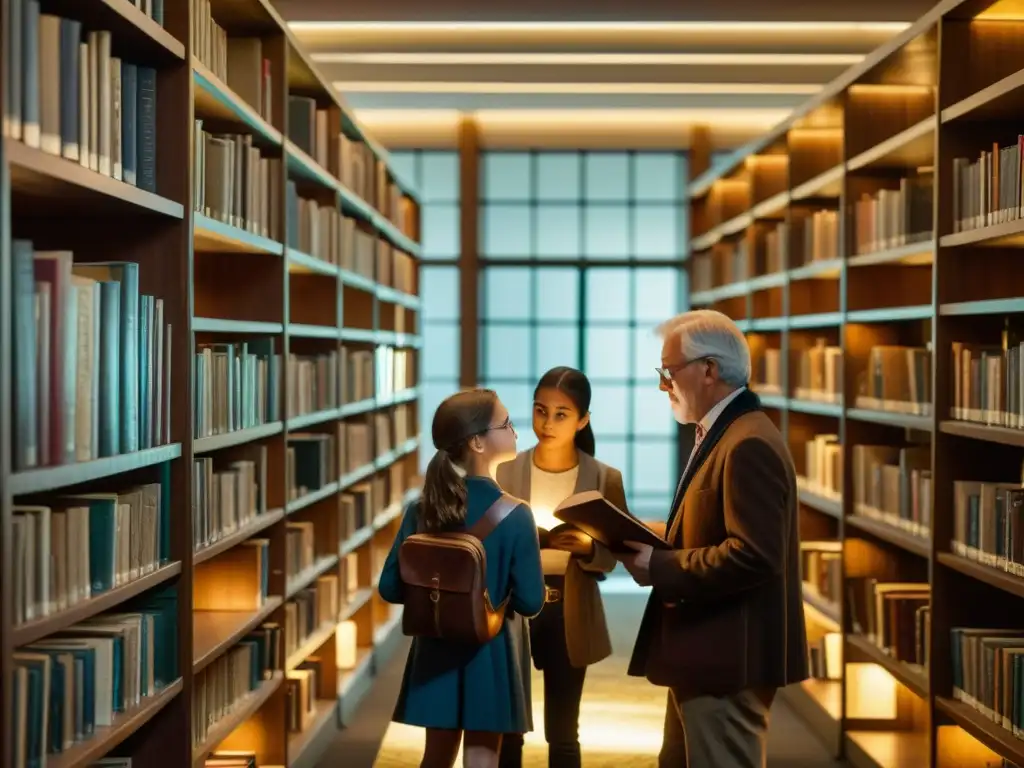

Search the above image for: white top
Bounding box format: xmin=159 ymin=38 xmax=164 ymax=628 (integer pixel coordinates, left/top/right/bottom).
xmin=529 ymin=462 xmax=579 ymax=575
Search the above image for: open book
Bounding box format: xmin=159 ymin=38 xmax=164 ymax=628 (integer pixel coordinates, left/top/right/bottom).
xmin=541 ymin=490 xmax=670 ymax=554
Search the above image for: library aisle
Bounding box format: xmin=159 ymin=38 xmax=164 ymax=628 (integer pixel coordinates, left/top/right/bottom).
xmin=321 ymin=583 xmax=844 ymax=768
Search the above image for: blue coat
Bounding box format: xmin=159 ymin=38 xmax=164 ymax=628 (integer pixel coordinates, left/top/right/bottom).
xmin=378 ymin=476 xmax=546 ymax=733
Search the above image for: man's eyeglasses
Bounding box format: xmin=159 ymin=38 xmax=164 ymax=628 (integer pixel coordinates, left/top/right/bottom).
xmin=656 ymin=356 xmax=713 ymax=382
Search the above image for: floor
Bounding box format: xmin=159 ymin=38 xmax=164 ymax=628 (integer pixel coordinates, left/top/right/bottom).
xmin=319 ymin=578 xmax=846 ymax=768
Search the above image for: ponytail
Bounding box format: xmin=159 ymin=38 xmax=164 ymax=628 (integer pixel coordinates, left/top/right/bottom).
xmin=420 ymin=450 xmax=468 ymax=532
xmin=574 ymin=422 xmax=596 ymax=457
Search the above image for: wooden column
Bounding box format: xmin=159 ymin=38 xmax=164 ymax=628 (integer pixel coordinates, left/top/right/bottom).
xmin=458 ymin=116 xmax=481 ymax=388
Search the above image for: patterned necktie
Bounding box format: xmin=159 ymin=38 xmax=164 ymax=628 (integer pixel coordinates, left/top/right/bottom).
xmin=694 ymin=423 xmax=706 ymax=449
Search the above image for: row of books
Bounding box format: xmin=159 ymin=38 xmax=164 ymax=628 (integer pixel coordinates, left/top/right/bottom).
xmin=850 ymin=175 xmax=933 ymax=256
xmin=288 ymin=96 xmax=416 ymax=241
xmin=192 ymin=447 xmax=268 ymax=554
xmin=192 ymin=0 xmax=272 ymax=122
xmin=852 ymin=444 xmax=933 ymax=538
xmin=192 ymin=624 xmax=280 ymax=748
xmin=13 ymin=588 xmax=178 ymax=765
xmin=793 ymin=340 xmax=842 ymax=403
xmin=12 ymin=246 xmax=172 ymax=470
xmin=792 ymin=208 xmax=840 ymax=265
xmin=380 ymin=248 xmax=417 ymax=296
xmin=376 ymin=347 xmax=415 ymax=399
xmin=807 ymin=632 xmax=841 ymax=681
xmin=194 ymin=339 xmax=281 ymax=440
xmin=287 ymin=434 xmax=335 ymax=501
xmin=339 ymin=552 xmax=361 ymax=611
xmin=194 ymin=123 xmax=282 ymax=241
xmin=288 ymin=96 xmax=332 ymax=177
xmin=286 ymin=181 xmax=381 ymax=279
xmin=952 ymin=627 xmax=1024 ymax=741
xmin=286 ymin=348 xmax=376 ymax=418
xmin=848 ymin=578 xmax=930 ymax=667
xmin=952 ymin=480 xmax=1024 ymax=577
xmin=287 ymin=658 xmax=323 ymax=735
xmin=951 ymin=141 xmax=1024 ymax=234
xmin=688 ymin=221 xmax=788 ymax=294
xmin=285 ymin=579 xmax=339 ymax=662
xmin=855 ymin=345 xmax=931 ymax=417
xmin=952 ymin=335 xmax=1024 ymax=430
xmin=13 ymin=478 xmax=168 ymax=627
xmin=801 ymin=540 xmax=842 ymax=606
xmin=3 ymin=9 xmax=158 ymax=194
xmin=802 ymin=434 xmax=841 ymax=500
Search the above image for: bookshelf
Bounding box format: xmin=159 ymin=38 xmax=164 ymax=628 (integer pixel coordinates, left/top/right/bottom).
xmin=686 ymin=1 xmax=1024 ymax=766
xmin=0 ymin=0 xmax=423 ymax=765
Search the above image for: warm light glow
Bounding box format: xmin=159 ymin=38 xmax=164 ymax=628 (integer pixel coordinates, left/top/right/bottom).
xmin=355 ymin=108 xmax=790 ymax=129
xmin=847 ymin=84 xmax=934 ymax=95
xmin=292 ymin=21 xmax=910 ymax=33
xmin=846 ymin=662 xmax=898 ymax=719
xmin=333 ymin=81 xmax=821 ymax=95
xmin=530 ymin=505 xmax=560 ymax=532
xmin=313 ymin=51 xmax=865 ymax=66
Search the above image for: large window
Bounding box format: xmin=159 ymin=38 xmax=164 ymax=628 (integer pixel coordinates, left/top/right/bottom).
xmin=389 ymin=151 xmax=461 ymax=472
xmin=478 ymin=151 xmax=688 ymax=517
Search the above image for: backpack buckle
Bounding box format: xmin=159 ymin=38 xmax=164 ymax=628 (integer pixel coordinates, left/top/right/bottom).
xmin=430 ymin=575 xmax=440 ymax=603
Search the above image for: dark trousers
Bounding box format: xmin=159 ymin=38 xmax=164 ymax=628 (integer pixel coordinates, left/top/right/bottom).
xmin=499 ymin=577 xmax=588 ymax=768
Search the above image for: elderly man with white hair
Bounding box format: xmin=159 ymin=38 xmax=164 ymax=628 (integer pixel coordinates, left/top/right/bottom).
xmin=617 ymin=309 xmax=808 ymax=768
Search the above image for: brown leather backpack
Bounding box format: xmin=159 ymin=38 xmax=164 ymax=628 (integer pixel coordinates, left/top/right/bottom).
xmin=398 ymin=494 xmax=519 ymax=644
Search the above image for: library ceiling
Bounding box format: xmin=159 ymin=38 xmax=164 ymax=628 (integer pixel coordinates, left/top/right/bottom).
xmin=278 ymin=0 xmax=938 ymax=148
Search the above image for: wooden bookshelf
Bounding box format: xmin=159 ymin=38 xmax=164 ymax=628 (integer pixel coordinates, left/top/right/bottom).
xmin=687 ymin=1 xmax=1024 ymax=766
xmin=0 ymin=0 xmax=422 ymax=764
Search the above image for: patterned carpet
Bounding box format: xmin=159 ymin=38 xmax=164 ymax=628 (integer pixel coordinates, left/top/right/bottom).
xmin=370 ymin=579 xmax=845 ymax=768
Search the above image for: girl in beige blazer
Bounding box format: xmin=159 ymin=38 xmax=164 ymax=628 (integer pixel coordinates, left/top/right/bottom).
xmin=495 ymin=367 xmax=627 ymax=768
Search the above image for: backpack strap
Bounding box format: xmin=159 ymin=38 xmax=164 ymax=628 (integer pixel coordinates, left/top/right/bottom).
xmin=466 ymin=493 xmax=519 ymax=541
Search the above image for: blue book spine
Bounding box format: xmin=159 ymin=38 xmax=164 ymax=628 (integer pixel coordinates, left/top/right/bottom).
xmin=97 ymin=281 xmax=121 ymax=456
xmin=121 ymin=63 xmax=138 ymax=186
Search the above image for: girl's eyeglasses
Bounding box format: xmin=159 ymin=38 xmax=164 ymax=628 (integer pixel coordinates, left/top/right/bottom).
xmin=484 ymin=417 xmax=517 ymax=439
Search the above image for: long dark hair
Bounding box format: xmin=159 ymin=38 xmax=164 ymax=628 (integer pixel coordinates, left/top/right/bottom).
xmin=421 ymin=388 xmax=500 ymax=531
xmin=534 ymin=367 xmax=595 ymax=457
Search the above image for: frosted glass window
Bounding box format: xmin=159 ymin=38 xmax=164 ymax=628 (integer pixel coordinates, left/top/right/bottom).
xmin=632 ymin=441 xmax=676 ymax=494
xmin=595 ymin=440 xmax=630 ymax=483
xmin=585 ymin=327 xmax=631 ymax=380
xmin=389 ymin=151 xmax=418 ymax=192
xmin=584 ymin=205 xmax=629 ymax=259
xmin=483 ymin=204 xmax=532 ymax=258
xmin=589 ymin=384 xmax=630 ymax=436
xmin=422 ymin=204 xmax=459 ymax=259
xmin=585 ymin=153 xmax=629 ymax=201
xmin=484 ymin=152 xmax=531 ymax=200
xmin=632 ymin=383 xmax=675 ymax=437
xmin=484 ymin=267 xmax=532 ymax=321
xmin=421 ymin=266 xmax=459 ymax=322
xmin=632 ymin=326 xmax=665 ymax=382
xmin=537 ymin=205 xmax=581 ymax=258
xmin=633 ymin=206 xmax=680 ymax=259
xmin=485 ymin=325 xmax=531 ymax=379
xmin=537 ymin=153 xmax=581 ymax=201
xmin=422 ymin=323 xmax=460 ymax=380
xmin=634 ymin=268 xmax=680 ymax=322
xmin=535 ymin=325 xmax=579 ymax=378
xmin=536 ymin=268 xmax=580 ymax=322
xmin=634 ymin=153 xmax=681 ymax=201
xmin=585 ymin=269 xmax=630 ymax=322
xmin=421 ymin=152 xmax=459 ymax=202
